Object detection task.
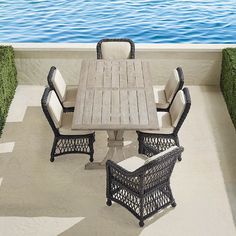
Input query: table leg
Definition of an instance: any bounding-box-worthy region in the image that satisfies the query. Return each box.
[85,130,125,170]
[113,130,125,162]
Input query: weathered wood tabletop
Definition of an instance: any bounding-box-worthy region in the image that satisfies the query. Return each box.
[72,59,158,130]
[72,59,159,169]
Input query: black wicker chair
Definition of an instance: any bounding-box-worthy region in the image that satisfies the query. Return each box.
[106,145,184,227]
[154,67,184,111]
[47,66,77,112]
[137,87,191,161]
[96,38,135,59]
[41,87,95,162]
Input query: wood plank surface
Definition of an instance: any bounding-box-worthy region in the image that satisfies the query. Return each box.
[87,60,97,88]
[82,89,94,124]
[119,61,128,88]
[134,60,144,87]
[128,90,139,125]
[92,90,103,124]
[111,89,120,124]
[73,60,88,125]
[102,90,111,124]
[72,59,158,130]
[120,90,129,124]
[111,61,120,88]
[141,60,158,127]
[103,60,112,88]
[137,90,148,125]
[95,60,104,87]
[127,60,136,87]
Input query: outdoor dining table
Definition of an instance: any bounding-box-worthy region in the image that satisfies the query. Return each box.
[72,59,159,169]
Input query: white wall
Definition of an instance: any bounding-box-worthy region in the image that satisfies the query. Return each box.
[8,43,236,85]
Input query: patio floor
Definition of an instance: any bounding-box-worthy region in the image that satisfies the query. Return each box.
[0,85,236,236]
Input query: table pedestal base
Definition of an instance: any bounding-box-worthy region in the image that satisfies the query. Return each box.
[85,130,124,170]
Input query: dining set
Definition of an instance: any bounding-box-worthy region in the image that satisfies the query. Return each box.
[41,38,191,227]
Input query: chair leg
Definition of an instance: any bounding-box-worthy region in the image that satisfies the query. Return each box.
[138,144,143,154]
[50,137,57,162]
[106,199,112,206]
[166,185,176,208]
[89,134,95,162]
[139,197,144,227]
[174,136,182,161]
[89,153,94,162]
[138,144,141,154]
[139,221,144,227]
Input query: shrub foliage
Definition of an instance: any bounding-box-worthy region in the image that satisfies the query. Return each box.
[0,46,17,136]
[221,48,236,129]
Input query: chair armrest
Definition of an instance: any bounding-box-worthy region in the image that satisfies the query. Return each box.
[142,142,161,157]
[106,160,142,192]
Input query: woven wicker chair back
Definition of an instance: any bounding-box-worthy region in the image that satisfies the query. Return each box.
[96,38,135,59]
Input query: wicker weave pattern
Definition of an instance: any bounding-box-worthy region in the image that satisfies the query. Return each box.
[137,87,191,161]
[96,38,135,59]
[137,133,178,157]
[41,87,95,162]
[52,136,94,157]
[106,145,184,227]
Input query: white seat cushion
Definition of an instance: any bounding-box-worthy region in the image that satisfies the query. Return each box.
[140,112,174,134]
[47,91,63,128]
[118,146,178,171]
[170,90,186,127]
[118,156,145,172]
[101,42,131,59]
[145,146,178,164]
[63,86,77,108]
[59,112,94,135]
[153,86,169,109]
[164,69,180,103]
[52,69,67,102]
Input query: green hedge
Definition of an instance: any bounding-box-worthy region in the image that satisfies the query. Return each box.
[221,48,236,129]
[0,46,17,136]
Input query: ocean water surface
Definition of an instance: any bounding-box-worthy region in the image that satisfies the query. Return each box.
[0,0,236,43]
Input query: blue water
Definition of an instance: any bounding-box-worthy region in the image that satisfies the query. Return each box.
[0,0,236,43]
